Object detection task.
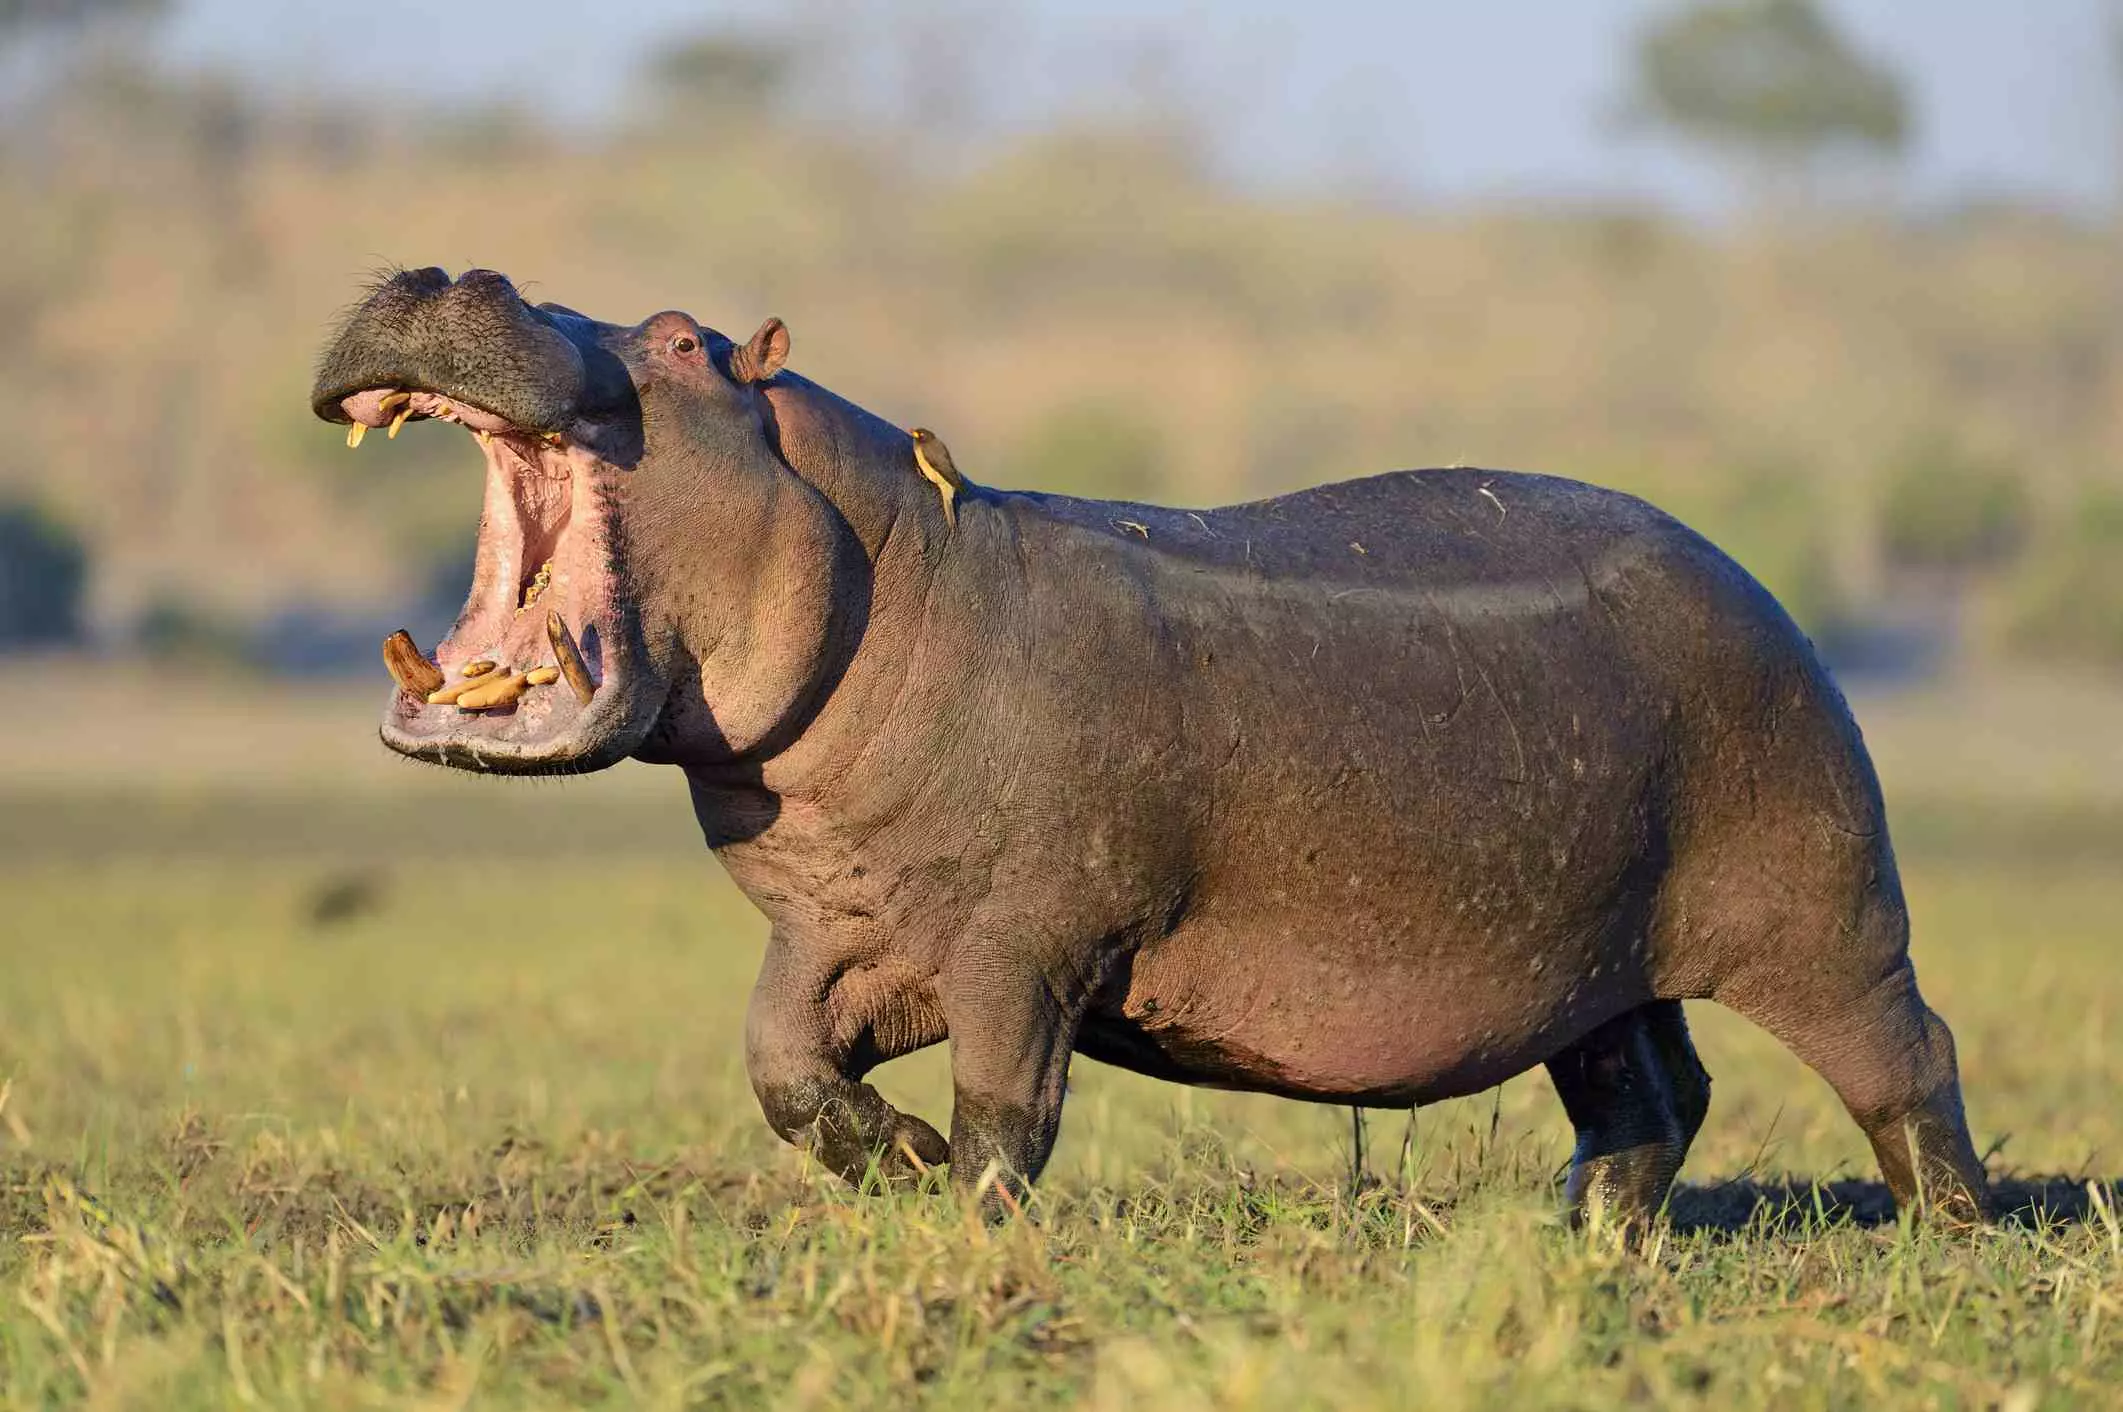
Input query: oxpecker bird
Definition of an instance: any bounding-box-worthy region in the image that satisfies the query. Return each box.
[910,427,965,527]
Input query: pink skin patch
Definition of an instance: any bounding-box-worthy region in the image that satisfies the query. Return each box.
[345,389,624,750]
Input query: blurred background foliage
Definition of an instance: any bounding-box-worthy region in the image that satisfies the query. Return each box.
[0,0,2119,683]
[1996,491,2123,672]
[0,499,87,647]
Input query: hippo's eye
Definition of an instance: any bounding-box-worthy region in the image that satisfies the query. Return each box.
[669,334,698,355]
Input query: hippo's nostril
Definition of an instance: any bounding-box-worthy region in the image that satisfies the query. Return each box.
[455,268,514,296]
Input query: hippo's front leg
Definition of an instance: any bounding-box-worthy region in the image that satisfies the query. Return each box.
[941,968,1085,1211]
[744,934,949,1185]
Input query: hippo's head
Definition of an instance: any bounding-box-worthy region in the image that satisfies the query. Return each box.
[313,266,866,777]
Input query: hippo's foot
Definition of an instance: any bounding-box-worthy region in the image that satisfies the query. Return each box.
[761,1079,951,1190]
[1867,1099,1991,1228]
[1546,1000,1710,1233]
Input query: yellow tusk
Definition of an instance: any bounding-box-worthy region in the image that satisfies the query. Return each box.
[455,672,530,711]
[476,429,492,448]
[546,611,596,705]
[461,659,497,678]
[387,409,411,439]
[525,665,560,686]
[346,422,366,449]
[381,629,444,697]
[377,390,411,416]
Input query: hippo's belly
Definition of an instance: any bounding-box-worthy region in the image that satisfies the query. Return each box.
[1076,907,1650,1106]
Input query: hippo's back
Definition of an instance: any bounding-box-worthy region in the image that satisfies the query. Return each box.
[1005,467,1690,602]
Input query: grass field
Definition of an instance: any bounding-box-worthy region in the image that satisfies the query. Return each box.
[2,677,2121,1408]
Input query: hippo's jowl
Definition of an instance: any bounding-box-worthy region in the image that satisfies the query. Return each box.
[312,267,1988,1225]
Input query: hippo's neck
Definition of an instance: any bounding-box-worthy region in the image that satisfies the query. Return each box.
[676,372,968,813]
[761,374,942,558]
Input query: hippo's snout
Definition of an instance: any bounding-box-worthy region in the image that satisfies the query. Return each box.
[310,267,632,434]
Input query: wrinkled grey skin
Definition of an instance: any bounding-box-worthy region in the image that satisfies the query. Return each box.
[313,268,1989,1225]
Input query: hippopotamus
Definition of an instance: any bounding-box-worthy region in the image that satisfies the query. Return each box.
[311,267,1989,1226]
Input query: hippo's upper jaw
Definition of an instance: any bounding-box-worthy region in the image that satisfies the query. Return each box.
[312,267,664,775]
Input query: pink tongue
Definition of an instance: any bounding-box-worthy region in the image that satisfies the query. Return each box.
[341,390,516,432]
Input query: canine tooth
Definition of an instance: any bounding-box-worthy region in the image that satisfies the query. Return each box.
[346,423,367,448]
[387,408,411,439]
[381,629,445,696]
[461,659,497,678]
[377,391,411,415]
[525,665,560,686]
[476,430,492,448]
[546,611,596,705]
[455,671,529,711]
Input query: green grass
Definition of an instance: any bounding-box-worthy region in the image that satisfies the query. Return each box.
[2,796,2120,1408]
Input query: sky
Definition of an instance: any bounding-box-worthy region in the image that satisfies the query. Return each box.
[154,0,2118,215]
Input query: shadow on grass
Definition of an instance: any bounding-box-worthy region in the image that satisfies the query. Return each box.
[1666,1175,2123,1236]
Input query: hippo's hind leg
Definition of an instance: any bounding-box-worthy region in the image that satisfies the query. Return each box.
[1546,1000,1710,1229]
[1722,954,1988,1224]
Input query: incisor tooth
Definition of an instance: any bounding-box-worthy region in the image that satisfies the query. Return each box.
[456,672,529,711]
[461,659,497,678]
[387,408,411,439]
[546,611,595,705]
[426,672,512,706]
[381,629,444,696]
[346,422,367,449]
[525,665,560,686]
[377,390,411,416]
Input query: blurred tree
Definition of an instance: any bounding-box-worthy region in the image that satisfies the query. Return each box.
[647,32,794,122]
[131,594,253,667]
[0,498,87,648]
[0,0,163,40]
[1621,0,1909,199]
[1997,493,2123,671]
[1876,439,2029,573]
[777,0,1024,162]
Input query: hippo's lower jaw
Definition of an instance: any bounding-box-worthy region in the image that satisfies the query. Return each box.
[338,388,663,775]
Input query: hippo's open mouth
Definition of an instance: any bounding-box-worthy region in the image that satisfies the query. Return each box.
[340,389,623,769]
[312,268,663,775]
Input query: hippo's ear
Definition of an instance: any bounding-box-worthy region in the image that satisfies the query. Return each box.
[731,317,790,385]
